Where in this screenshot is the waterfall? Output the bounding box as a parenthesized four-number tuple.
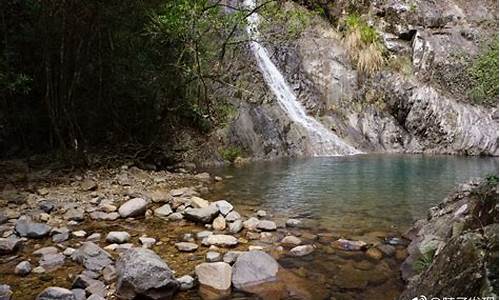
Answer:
(243, 0, 361, 156)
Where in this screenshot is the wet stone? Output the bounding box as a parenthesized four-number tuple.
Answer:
(289, 245, 314, 257)
(175, 242, 198, 252)
(214, 200, 233, 216)
(154, 204, 173, 219)
(40, 253, 65, 270)
(15, 260, 32, 276)
(15, 219, 51, 238)
(71, 242, 113, 272)
(203, 234, 238, 247)
(36, 287, 75, 300)
(225, 211, 241, 222)
(229, 219, 243, 234)
(195, 262, 232, 291)
(206, 251, 221, 262)
(118, 198, 147, 218)
(106, 231, 130, 244)
(0, 237, 23, 254)
(232, 251, 279, 290)
(177, 275, 195, 291)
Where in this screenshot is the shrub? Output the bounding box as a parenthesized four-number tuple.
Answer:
(220, 146, 242, 163)
(343, 14, 384, 76)
(413, 250, 435, 273)
(358, 43, 384, 75)
(467, 38, 499, 106)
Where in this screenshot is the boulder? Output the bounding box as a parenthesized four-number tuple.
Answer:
(15, 260, 32, 276)
(206, 251, 221, 262)
(212, 215, 226, 231)
(243, 217, 260, 231)
(257, 220, 277, 231)
(184, 206, 219, 224)
(203, 235, 238, 247)
(176, 275, 194, 291)
(116, 248, 179, 300)
(118, 198, 147, 218)
(0, 284, 12, 300)
(232, 251, 279, 290)
(281, 236, 302, 245)
(63, 208, 85, 222)
(71, 242, 113, 272)
(214, 200, 233, 216)
(175, 242, 198, 252)
(154, 204, 173, 219)
(39, 253, 65, 270)
(228, 220, 243, 234)
(106, 232, 130, 244)
(223, 251, 244, 264)
(190, 196, 209, 208)
(139, 237, 156, 248)
(89, 212, 120, 221)
(285, 219, 302, 227)
(195, 262, 232, 291)
(0, 237, 22, 254)
(36, 287, 75, 300)
(289, 245, 314, 257)
(225, 211, 241, 222)
(15, 219, 51, 238)
(256, 210, 266, 218)
(332, 239, 367, 251)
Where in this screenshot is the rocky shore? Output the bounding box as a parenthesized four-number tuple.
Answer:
(399, 177, 499, 300)
(0, 164, 409, 299)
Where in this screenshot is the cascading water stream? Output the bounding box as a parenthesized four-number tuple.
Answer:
(243, 0, 361, 156)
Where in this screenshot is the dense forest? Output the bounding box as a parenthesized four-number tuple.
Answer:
(0, 0, 255, 161)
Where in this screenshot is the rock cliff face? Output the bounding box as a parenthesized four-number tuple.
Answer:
(399, 178, 498, 299)
(206, 0, 498, 162)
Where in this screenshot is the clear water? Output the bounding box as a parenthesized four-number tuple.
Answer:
(210, 154, 498, 232)
(244, 0, 360, 156)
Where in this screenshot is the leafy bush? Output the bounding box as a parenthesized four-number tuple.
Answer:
(220, 146, 242, 163)
(467, 39, 499, 106)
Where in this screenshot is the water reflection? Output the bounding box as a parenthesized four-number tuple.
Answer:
(209, 154, 498, 231)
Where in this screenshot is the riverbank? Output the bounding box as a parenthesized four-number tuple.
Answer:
(0, 162, 410, 299)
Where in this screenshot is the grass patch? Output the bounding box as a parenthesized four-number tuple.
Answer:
(413, 250, 435, 274)
(219, 146, 242, 163)
(342, 14, 384, 76)
(386, 55, 413, 76)
(467, 38, 498, 106)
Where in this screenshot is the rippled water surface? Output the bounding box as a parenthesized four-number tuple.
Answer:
(209, 154, 498, 232)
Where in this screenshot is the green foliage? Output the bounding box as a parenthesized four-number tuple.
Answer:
(413, 250, 434, 273)
(343, 14, 384, 76)
(467, 38, 499, 106)
(260, 2, 318, 40)
(220, 146, 242, 163)
(345, 14, 378, 44)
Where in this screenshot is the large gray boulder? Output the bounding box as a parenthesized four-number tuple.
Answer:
(15, 219, 51, 238)
(232, 251, 279, 290)
(36, 287, 75, 300)
(195, 262, 232, 291)
(0, 237, 23, 254)
(184, 205, 219, 223)
(118, 198, 147, 218)
(71, 242, 113, 272)
(116, 248, 179, 300)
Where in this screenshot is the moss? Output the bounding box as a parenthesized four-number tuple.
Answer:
(467, 38, 499, 106)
